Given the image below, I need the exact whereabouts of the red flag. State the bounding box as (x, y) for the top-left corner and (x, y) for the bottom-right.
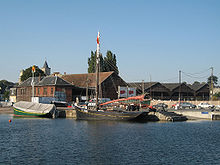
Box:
(97, 35), (99, 44)
(32, 66), (36, 73)
(97, 32), (100, 45)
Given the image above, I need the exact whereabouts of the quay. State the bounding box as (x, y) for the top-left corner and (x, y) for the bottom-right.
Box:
(174, 109), (220, 120)
(56, 107), (76, 118)
(2, 106), (220, 121)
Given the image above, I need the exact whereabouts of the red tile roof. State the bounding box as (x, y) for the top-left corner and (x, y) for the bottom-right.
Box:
(61, 72), (114, 88)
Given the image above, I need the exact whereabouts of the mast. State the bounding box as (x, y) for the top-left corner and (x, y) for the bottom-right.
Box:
(178, 70), (181, 103)
(210, 67), (214, 101)
(95, 32), (100, 110)
(31, 65), (35, 102)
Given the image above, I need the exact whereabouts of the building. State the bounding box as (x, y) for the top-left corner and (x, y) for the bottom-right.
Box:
(9, 87), (17, 103)
(62, 71), (127, 100)
(19, 60), (51, 84)
(41, 61), (51, 76)
(128, 82), (210, 101)
(16, 76), (79, 103)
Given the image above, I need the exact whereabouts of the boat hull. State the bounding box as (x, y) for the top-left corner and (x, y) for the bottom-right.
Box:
(13, 107), (52, 118)
(75, 108), (147, 121)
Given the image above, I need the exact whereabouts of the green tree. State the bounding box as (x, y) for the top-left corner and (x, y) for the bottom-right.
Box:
(207, 75), (218, 85)
(88, 51), (96, 73)
(104, 50), (119, 75)
(21, 65), (45, 82)
(88, 50), (119, 74)
(0, 80), (14, 94)
(3, 91), (10, 101)
(88, 51), (105, 73)
(192, 81), (201, 86)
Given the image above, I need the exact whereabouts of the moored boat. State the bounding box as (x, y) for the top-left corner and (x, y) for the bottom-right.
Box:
(13, 101), (56, 118)
(75, 107), (148, 121)
(75, 32), (150, 121)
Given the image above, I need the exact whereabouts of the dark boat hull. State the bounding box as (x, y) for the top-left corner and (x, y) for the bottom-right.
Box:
(75, 108), (147, 121)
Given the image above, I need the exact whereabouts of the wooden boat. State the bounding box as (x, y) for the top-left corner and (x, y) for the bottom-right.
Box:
(13, 101), (56, 118)
(75, 107), (147, 121)
(75, 32), (150, 121)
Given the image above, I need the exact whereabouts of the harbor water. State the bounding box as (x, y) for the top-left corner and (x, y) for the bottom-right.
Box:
(1, 114), (220, 165)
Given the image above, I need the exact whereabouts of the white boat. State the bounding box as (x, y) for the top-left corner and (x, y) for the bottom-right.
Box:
(13, 101), (57, 118)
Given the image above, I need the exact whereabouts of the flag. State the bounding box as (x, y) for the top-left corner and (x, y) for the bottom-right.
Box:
(97, 32), (100, 44)
(32, 65), (36, 73)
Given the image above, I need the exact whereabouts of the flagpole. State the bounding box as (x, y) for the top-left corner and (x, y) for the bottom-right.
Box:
(32, 66), (35, 101)
(95, 32), (100, 110)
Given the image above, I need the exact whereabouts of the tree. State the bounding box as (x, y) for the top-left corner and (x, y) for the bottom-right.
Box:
(21, 65), (46, 82)
(192, 81), (201, 86)
(207, 75), (218, 85)
(88, 50), (119, 74)
(88, 51), (96, 73)
(3, 91), (10, 101)
(104, 51), (119, 75)
(0, 80), (14, 94)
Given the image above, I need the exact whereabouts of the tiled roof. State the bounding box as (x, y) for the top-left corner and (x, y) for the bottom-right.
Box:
(61, 72), (114, 88)
(128, 82), (158, 90)
(37, 76), (72, 86)
(162, 83), (181, 90)
(189, 83), (208, 91)
(18, 76), (72, 87)
(18, 77), (44, 87)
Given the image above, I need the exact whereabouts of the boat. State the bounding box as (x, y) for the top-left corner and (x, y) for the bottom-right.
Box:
(75, 32), (150, 121)
(75, 107), (147, 121)
(13, 101), (56, 118)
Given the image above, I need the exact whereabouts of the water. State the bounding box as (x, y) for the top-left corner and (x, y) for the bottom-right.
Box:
(1, 115), (220, 165)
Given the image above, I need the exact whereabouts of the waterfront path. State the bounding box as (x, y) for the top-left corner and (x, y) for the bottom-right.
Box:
(0, 107), (13, 114)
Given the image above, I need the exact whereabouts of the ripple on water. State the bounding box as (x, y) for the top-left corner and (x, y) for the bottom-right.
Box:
(1, 115), (220, 164)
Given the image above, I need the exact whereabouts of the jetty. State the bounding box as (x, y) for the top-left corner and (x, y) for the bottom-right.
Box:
(148, 111), (187, 122)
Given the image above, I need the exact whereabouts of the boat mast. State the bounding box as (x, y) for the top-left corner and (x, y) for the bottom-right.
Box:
(31, 65), (35, 102)
(95, 32), (100, 110)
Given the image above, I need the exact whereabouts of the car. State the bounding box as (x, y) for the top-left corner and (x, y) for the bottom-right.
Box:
(197, 103), (215, 109)
(152, 103), (168, 109)
(215, 105), (220, 109)
(172, 102), (196, 109)
(178, 102), (196, 109)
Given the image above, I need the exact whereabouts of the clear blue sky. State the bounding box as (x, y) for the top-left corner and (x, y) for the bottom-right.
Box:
(0, 0), (220, 84)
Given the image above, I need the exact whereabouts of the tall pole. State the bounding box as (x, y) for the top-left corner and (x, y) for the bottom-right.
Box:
(149, 75), (152, 99)
(178, 70), (181, 103)
(210, 67), (214, 101)
(31, 65), (35, 102)
(32, 72), (34, 98)
(86, 76), (89, 102)
(142, 80), (145, 95)
(95, 32), (100, 110)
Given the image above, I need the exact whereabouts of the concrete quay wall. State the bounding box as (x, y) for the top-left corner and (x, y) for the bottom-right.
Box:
(56, 107), (76, 118)
(151, 100), (220, 108)
(175, 110), (220, 120)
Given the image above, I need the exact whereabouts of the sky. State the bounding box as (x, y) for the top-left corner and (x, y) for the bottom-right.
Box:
(0, 0), (220, 84)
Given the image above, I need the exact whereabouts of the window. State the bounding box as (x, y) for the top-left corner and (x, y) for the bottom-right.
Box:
(43, 88), (47, 95)
(38, 88), (40, 95)
(51, 88), (54, 95)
